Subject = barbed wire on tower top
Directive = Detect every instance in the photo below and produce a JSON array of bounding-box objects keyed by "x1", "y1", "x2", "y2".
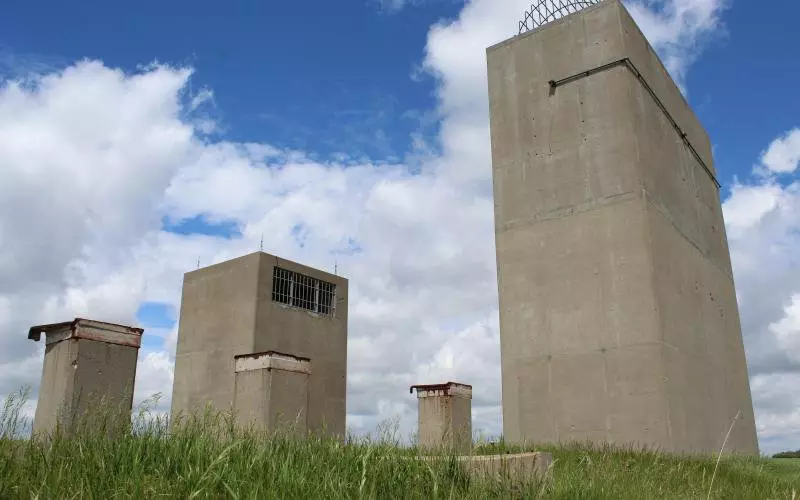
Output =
[{"x1": 518, "y1": 0, "x2": 603, "y2": 34}]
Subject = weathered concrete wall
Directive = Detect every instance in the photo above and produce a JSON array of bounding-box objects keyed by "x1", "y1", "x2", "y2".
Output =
[
  {"x1": 171, "y1": 252, "x2": 348, "y2": 438},
  {"x1": 170, "y1": 253, "x2": 261, "y2": 421},
  {"x1": 487, "y1": 0, "x2": 757, "y2": 455},
  {"x1": 33, "y1": 337, "x2": 139, "y2": 436},
  {"x1": 414, "y1": 383, "x2": 472, "y2": 454},
  {"x1": 33, "y1": 339, "x2": 78, "y2": 435},
  {"x1": 253, "y1": 256, "x2": 348, "y2": 438},
  {"x1": 620, "y1": 5, "x2": 758, "y2": 454},
  {"x1": 72, "y1": 339, "x2": 139, "y2": 425},
  {"x1": 233, "y1": 353, "x2": 310, "y2": 436}
]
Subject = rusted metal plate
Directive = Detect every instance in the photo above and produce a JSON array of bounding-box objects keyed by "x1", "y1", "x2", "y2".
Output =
[
  {"x1": 74, "y1": 318, "x2": 143, "y2": 335},
  {"x1": 27, "y1": 321, "x2": 73, "y2": 341},
  {"x1": 74, "y1": 325, "x2": 142, "y2": 348}
]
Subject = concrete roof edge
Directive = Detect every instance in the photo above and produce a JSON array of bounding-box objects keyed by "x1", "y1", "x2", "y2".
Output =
[
  {"x1": 234, "y1": 350, "x2": 312, "y2": 363},
  {"x1": 28, "y1": 318, "x2": 144, "y2": 343},
  {"x1": 27, "y1": 320, "x2": 74, "y2": 341},
  {"x1": 613, "y1": 0, "x2": 712, "y2": 152},
  {"x1": 74, "y1": 318, "x2": 144, "y2": 334},
  {"x1": 410, "y1": 381, "x2": 473, "y2": 393},
  {"x1": 185, "y1": 251, "x2": 348, "y2": 283}
]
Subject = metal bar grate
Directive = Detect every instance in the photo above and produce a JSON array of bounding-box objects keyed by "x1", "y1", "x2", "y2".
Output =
[
  {"x1": 272, "y1": 267, "x2": 336, "y2": 316},
  {"x1": 519, "y1": 0, "x2": 603, "y2": 34}
]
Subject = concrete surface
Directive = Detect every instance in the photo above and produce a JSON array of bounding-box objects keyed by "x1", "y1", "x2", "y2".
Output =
[
  {"x1": 416, "y1": 452, "x2": 553, "y2": 482},
  {"x1": 29, "y1": 319, "x2": 142, "y2": 436},
  {"x1": 412, "y1": 382, "x2": 473, "y2": 454},
  {"x1": 233, "y1": 351, "x2": 311, "y2": 436},
  {"x1": 170, "y1": 252, "x2": 348, "y2": 439},
  {"x1": 487, "y1": 0, "x2": 758, "y2": 455},
  {"x1": 460, "y1": 452, "x2": 553, "y2": 482}
]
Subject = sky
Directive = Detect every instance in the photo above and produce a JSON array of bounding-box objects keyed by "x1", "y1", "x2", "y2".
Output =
[{"x1": 1, "y1": 0, "x2": 799, "y2": 455}]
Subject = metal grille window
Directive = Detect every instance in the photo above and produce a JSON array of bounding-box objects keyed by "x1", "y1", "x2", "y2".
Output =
[{"x1": 272, "y1": 267, "x2": 336, "y2": 316}]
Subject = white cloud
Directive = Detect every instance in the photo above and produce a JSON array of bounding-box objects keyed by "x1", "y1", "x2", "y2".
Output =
[
  {"x1": 189, "y1": 88, "x2": 213, "y2": 112},
  {"x1": 625, "y1": 0, "x2": 730, "y2": 84},
  {"x1": 376, "y1": 0, "x2": 410, "y2": 12},
  {"x1": 4, "y1": 0, "x2": 798, "y2": 454},
  {"x1": 0, "y1": 61, "x2": 195, "y2": 380},
  {"x1": 750, "y1": 373, "x2": 800, "y2": 452},
  {"x1": 761, "y1": 128, "x2": 800, "y2": 175},
  {"x1": 133, "y1": 350, "x2": 175, "y2": 409},
  {"x1": 769, "y1": 294, "x2": 800, "y2": 365},
  {"x1": 372, "y1": 0, "x2": 451, "y2": 14},
  {"x1": 722, "y1": 182, "x2": 783, "y2": 240},
  {"x1": 722, "y1": 137, "x2": 800, "y2": 454}
]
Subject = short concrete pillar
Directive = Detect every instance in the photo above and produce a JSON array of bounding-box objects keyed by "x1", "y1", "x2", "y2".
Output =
[
  {"x1": 411, "y1": 382, "x2": 472, "y2": 454},
  {"x1": 28, "y1": 318, "x2": 143, "y2": 437},
  {"x1": 233, "y1": 351, "x2": 311, "y2": 436}
]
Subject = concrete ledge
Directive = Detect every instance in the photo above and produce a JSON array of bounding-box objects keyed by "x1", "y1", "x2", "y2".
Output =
[
  {"x1": 410, "y1": 382, "x2": 473, "y2": 399},
  {"x1": 234, "y1": 351, "x2": 312, "y2": 374},
  {"x1": 417, "y1": 452, "x2": 553, "y2": 482},
  {"x1": 28, "y1": 318, "x2": 143, "y2": 348}
]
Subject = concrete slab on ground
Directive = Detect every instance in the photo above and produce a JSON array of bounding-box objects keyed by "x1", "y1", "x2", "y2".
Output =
[{"x1": 417, "y1": 452, "x2": 554, "y2": 482}]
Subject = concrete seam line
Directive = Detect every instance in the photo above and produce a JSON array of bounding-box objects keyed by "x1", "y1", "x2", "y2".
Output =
[{"x1": 548, "y1": 57, "x2": 722, "y2": 190}]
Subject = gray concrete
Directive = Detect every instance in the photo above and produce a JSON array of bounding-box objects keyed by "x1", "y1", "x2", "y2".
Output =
[
  {"x1": 233, "y1": 351, "x2": 311, "y2": 436},
  {"x1": 414, "y1": 452, "x2": 553, "y2": 481},
  {"x1": 28, "y1": 319, "x2": 142, "y2": 436},
  {"x1": 411, "y1": 382, "x2": 472, "y2": 454},
  {"x1": 487, "y1": 0, "x2": 758, "y2": 455},
  {"x1": 457, "y1": 452, "x2": 552, "y2": 481},
  {"x1": 170, "y1": 252, "x2": 348, "y2": 439}
]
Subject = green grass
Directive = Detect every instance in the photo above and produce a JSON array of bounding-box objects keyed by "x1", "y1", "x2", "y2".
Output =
[
  {"x1": 1, "y1": 390, "x2": 798, "y2": 499},
  {"x1": 476, "y1": 441, "x2": 800, "y2": 499}
]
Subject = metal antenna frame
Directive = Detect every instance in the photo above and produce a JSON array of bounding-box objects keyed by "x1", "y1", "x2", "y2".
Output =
[{"x1": 518, "y1": 0, "x2": 603, "y2": 34}]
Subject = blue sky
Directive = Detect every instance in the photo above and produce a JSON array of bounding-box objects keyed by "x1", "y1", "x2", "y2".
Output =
[
  {"x1": 3, "y1": 0, "x2": 797, "y2": 189},
  {"x1": 685, "y1": 1, "x2": 800, "y2": 192},
  {"x1": 2, "y1": 0, "x2": 455, "y2": 157},
  {"x1": 2, "y1": 0, "x2": 800, "y2": 454}
]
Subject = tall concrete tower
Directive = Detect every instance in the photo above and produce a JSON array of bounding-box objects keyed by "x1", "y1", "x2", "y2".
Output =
[
  {"x1": 170, "y1": 252, "x2": 348, "y2": 438},
  {"x1": 487, "y1": 0, "x2": 758, "y2": 455}
]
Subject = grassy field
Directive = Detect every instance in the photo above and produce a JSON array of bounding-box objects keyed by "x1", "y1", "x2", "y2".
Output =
[{"x1": 1, "y1": 392, "x2": 798, "y2": 499}]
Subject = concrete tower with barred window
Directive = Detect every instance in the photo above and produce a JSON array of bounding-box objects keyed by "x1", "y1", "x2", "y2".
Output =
[{"x1": 169, "y1": 252, "x2": 348, "y2": 438}]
